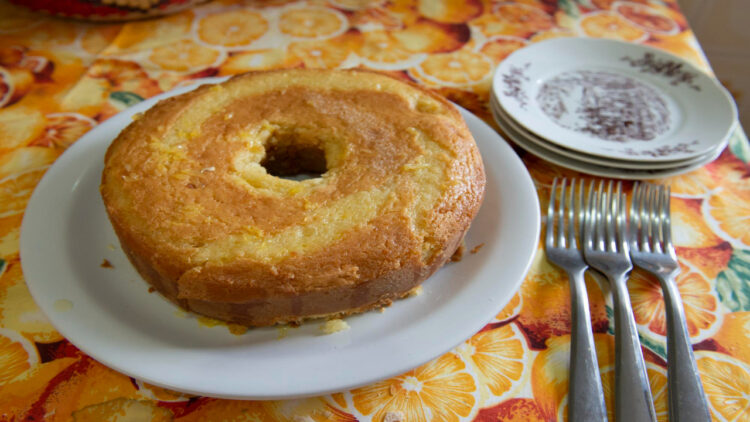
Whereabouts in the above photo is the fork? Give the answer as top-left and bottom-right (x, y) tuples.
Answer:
(583, 180), (657, 422)
(630, 183), (711, 422)
(545, 178), (607, 422)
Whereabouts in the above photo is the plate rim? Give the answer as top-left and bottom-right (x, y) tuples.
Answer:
(492, 37), (738, 163)
(489, 94), (725, 170)
(489, 98), (723, 180)
(20, 80), (540, 399)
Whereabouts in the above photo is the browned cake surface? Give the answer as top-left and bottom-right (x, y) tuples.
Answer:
(100, 69), (485, 326)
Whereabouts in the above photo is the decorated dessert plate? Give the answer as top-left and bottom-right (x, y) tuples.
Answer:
(489, 94), (725, 170)
(493, 38), (737, 163)
(21, 79), (540, 399)
(489, 99), (722, 180)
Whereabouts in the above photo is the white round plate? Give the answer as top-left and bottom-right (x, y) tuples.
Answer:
(489, 94), (724, 170)
(489, 99), (722, 180)
(493, 38), (737, 163)
(20, 79), (540, 400)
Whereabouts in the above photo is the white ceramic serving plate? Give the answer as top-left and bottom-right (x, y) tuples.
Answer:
(490, 93), (724, 170)
(489, 98), (723, 180)
(21, 78), (540, 400)
(493, 38), (737, 163)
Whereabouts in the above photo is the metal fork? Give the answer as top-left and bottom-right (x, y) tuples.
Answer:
(545, 178), (607, 422)
(583, 180), (656, 422)
(630, 183), (711, 422)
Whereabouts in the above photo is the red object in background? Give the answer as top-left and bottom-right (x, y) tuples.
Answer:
(8, 0), (206, 21)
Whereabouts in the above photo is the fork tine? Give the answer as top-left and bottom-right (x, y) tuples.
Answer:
(567, 179), (577, 249)
(558, 179), (567, 248)
(546, 178), (558, 249)
(642, 184), (652, 253)
(616, 182), (628, 254)
(584, 180), (596, 250)
(605, 180), (616, 253)
(662, 185), (674, 254)
(650, 185), (663, 254)
(630, 182), (640, 250)
(576, 179), (585, 247)
(597, 180), (607, 252)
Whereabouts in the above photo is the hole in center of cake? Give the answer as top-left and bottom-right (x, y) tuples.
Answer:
(260, 131), (328, 181)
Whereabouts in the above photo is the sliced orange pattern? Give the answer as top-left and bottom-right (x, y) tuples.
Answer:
(149, 40), (222, 72)
(707, 187), (750, 245)
(457, 323), (527, 397)
(696, 351), (750, 421)
(279, 7), (346, 39)
(0, 328), (36, 384)
(629, 263), (718, 337)
(578, 11), (648, 42)
(351, 352), (477, 422)
(197, 10), (268, 47)
(471, 4), (554, 38)
(30, 113), (97, 150)
(415, 49), (493, 86)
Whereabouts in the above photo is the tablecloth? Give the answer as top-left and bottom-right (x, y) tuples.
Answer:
(0, 0), (748, 420)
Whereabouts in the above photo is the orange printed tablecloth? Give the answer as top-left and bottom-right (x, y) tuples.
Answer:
(1, 0), (749, 420)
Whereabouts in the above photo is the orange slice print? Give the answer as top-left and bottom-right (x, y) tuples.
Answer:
(71, 398), (173, 422)
(479, 36), (528, 64)
(149, 40), (223, 72)
(279, 7), (347, 39)
(0, 328), (37, 384)
(289, 31), (362, 69)
(495, 291), (521, 322)
(471, 4), (554, 39)
(713, 312), (750, 365)
(30, 113), (97, 150)
(197, 10), (268, 47)
(629, 262), (718, 338)
(707, 187), (750, 245)
(657, 167), (720, 196)
(671, 197), (724, 249)
(0, 107), (46, 150)
(392, 20), (469, 54)
(351, 352), (478, 422)
(593, 363), (668, 422)
(418, 0), (483, 24)
(80, 26), (122, 56)
(221, 49), (301, 74)
(105, 10), (193, 54)
(0, 260), (63, 343)
(358, 30), (418, 68)
(413, 49), (493, 87)
(456, 323), (528, 397)
(695, 351), (750, 421)
(0, 147), (58, 218)
(614, 1), (680, 35)
(0, 357), (77, 420)
(578, 11), (648, 42)
(330, 0), (387, 10)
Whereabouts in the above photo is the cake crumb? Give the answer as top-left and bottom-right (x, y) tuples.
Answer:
(131, 112), (143, 121)
(451, 243), (466, 262)
(107, 243), (116, 251)
(228, 324), (248, 336)
(277, 325), (289, 339)
(384, 411), (404, 422)
(320, 319), (350, 335)
(471, 243), (485, 254)
(406, 285), (423, 297)
(100, 259), (114, 269)
(148, 287), (156, 293)
(389, 384), (397, 396)
(379, 307), (386, 313)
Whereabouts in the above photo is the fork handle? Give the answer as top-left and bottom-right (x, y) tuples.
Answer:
(568, 268), (608, 421)
(657, 272), (712, 422)
(610, 272), (657, 422)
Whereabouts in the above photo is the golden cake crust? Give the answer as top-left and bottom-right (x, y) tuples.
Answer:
(100, 69), (485, 326)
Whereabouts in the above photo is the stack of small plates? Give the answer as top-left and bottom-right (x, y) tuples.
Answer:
(490, 38), (738, 179)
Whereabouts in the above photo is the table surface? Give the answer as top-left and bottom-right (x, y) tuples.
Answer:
(1, 0), (749, 421)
